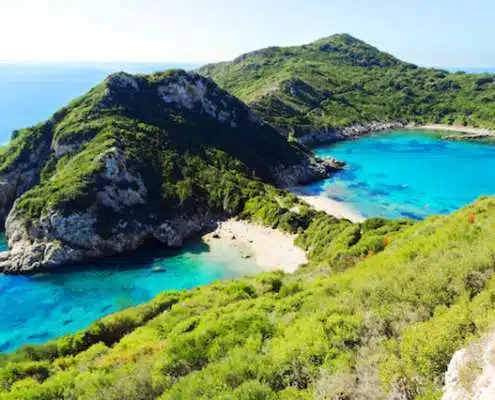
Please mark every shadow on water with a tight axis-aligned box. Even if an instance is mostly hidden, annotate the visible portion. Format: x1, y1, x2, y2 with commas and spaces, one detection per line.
9, 235, 213, 277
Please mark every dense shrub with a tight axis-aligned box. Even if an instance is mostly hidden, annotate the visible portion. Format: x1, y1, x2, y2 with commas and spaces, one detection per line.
199, 34, 495, 136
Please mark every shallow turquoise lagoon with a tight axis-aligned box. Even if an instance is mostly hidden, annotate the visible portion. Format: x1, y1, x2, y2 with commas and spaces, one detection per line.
309, 130, 495, 219
0, 234, 260, 352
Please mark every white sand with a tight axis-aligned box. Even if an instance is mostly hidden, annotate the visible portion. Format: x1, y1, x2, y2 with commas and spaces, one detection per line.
297, 194, 365, 223
412, 124, 494, 136
203, 219, 307, 273
290, 186, 365, 223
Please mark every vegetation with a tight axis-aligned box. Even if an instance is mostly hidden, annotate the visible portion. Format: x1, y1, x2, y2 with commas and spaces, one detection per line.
2, 195, 495, 399
0, 70, 309, 222
199, 33, 495, 136
2, 35, 495, 399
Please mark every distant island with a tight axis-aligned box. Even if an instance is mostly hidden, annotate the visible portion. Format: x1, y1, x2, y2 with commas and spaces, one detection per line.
1, 34, 495, 400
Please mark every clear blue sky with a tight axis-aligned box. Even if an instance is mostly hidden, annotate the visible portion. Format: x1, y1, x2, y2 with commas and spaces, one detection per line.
1, 0, 494, 67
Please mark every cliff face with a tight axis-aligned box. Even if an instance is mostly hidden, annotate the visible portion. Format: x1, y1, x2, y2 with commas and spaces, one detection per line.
0, 70, 333, 273
443, 330, 495, 400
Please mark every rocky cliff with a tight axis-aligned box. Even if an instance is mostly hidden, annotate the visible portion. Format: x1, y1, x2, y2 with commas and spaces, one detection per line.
443, 329, 495, 400
296, 120, 409, 146
0, 70, 334, 273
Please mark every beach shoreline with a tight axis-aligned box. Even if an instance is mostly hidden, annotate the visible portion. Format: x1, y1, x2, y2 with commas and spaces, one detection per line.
290, 186, 365, 223
203, 219, 307, 273
411, 123, 494, 136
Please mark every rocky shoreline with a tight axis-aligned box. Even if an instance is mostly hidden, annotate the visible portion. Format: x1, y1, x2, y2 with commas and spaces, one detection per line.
0, 151, 337, 274
296, 120, 409, 146
296, 121, 495, 146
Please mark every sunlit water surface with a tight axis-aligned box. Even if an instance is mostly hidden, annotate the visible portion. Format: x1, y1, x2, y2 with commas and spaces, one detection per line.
305, 130, 495, 219
0, 234, 260, 352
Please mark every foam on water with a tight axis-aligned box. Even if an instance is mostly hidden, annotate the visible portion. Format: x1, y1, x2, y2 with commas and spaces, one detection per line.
309, 130, 495, 219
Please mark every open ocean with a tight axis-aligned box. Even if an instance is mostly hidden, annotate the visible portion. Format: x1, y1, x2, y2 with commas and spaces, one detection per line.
0, 62, 199, 144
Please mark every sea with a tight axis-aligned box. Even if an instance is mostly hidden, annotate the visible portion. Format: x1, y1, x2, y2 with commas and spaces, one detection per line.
1, 63, 495, 352
307, 130, 495, 220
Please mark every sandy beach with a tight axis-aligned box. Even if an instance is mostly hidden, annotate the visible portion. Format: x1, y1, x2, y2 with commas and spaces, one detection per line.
412, 124, 494, 136
203, 219, 307, 273
297, 194, 365, 222
289, 186, 365, 223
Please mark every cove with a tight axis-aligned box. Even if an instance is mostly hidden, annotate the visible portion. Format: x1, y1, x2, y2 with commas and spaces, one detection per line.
0, 233, 261, 352
306, 129, 495, 219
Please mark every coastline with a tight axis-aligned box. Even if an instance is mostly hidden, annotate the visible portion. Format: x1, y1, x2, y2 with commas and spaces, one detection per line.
297, 121, 495, 147
290, 186, 365, 223
296, 120, 408, 147
203, 219, 307, 273
410, 123, 495, 140
412, 123, 494, 135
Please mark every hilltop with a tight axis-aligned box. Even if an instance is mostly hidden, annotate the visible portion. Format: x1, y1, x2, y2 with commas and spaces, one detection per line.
199, 33, 495, 140
1, 34, 495, 400
0, 70, 335, 272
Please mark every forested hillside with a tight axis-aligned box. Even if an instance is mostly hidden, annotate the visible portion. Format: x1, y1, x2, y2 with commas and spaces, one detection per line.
2, 195, 495, 399
199, 34, 495, 136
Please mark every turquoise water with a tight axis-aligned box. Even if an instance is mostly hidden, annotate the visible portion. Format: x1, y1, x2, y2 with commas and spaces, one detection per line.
308, 130, 495, 219
0, 234, 260, 352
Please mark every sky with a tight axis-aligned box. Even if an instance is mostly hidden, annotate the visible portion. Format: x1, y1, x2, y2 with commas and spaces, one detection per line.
1, 0, 494, 67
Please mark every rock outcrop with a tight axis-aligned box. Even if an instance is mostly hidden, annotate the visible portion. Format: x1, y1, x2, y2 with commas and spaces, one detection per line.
0, 69, 335, 273
271, 155, 345, 187
297, 121, 409, 146
443, 330, 495, 400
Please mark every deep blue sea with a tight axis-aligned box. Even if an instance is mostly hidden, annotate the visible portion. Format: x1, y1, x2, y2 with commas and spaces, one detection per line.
308, 130, 495, 220
0, 62, 198, 144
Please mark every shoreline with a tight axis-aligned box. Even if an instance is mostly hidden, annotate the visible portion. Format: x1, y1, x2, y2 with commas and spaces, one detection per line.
203, 219, 307, 273
297, 121, 495, 148
411, 123, 494, 136
410, 124, 495, 140
290, 186, 365, 223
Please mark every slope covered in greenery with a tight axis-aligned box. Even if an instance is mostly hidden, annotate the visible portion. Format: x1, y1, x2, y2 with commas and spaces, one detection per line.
0, 69, 333, 272
2, 194, 495, 399
199, 34, 495, 136
0, 69, 308, 222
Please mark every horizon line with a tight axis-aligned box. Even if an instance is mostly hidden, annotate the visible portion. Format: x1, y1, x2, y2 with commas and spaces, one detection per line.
0, 60, 494, 71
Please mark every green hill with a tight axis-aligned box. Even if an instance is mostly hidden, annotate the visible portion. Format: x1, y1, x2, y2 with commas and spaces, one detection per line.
2, 195, 495, 399
0, 70, 331, 272
199, 33, 495, 137
1, 34, 495, 399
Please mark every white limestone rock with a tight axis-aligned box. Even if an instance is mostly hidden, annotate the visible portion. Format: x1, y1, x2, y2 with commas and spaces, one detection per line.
443, 330, 495, 400
297, 120, 409, 146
